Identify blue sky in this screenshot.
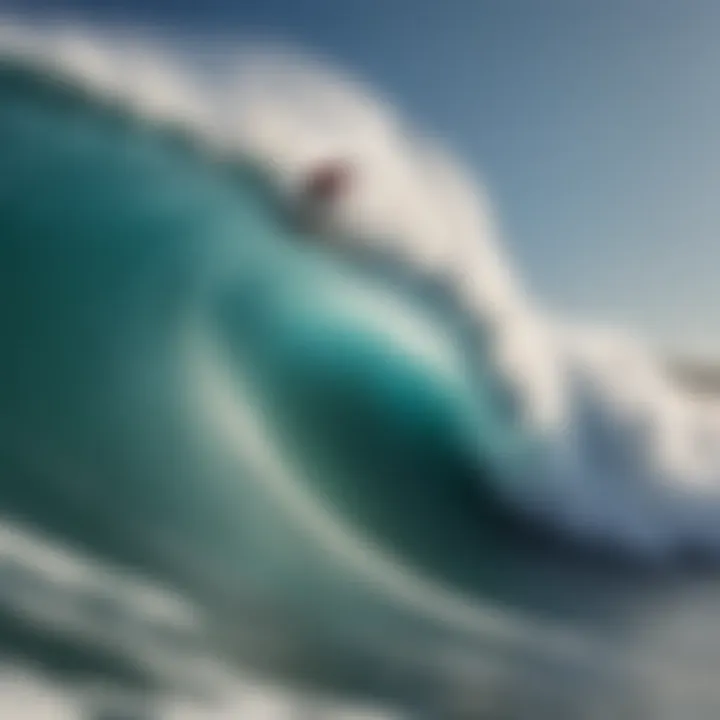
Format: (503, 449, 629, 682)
(11, 0, 720, 354)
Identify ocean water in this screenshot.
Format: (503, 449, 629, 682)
(2, 18, 720, 719)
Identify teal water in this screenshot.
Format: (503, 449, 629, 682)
(2, 57, 720, 717)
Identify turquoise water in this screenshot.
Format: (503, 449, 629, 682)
(2, 58, 720, 717)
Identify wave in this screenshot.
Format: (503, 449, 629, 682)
(2, 14, 720, 572)
(8, 15, 720, 719)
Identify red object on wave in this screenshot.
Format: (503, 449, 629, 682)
(303, 160, 351, 203)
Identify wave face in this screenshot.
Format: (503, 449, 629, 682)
(5, 16, 720, 717)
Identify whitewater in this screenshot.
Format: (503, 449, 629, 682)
(2, 15, 720, 566)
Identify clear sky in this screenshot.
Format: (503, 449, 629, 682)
(10, 0, 720, 355)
